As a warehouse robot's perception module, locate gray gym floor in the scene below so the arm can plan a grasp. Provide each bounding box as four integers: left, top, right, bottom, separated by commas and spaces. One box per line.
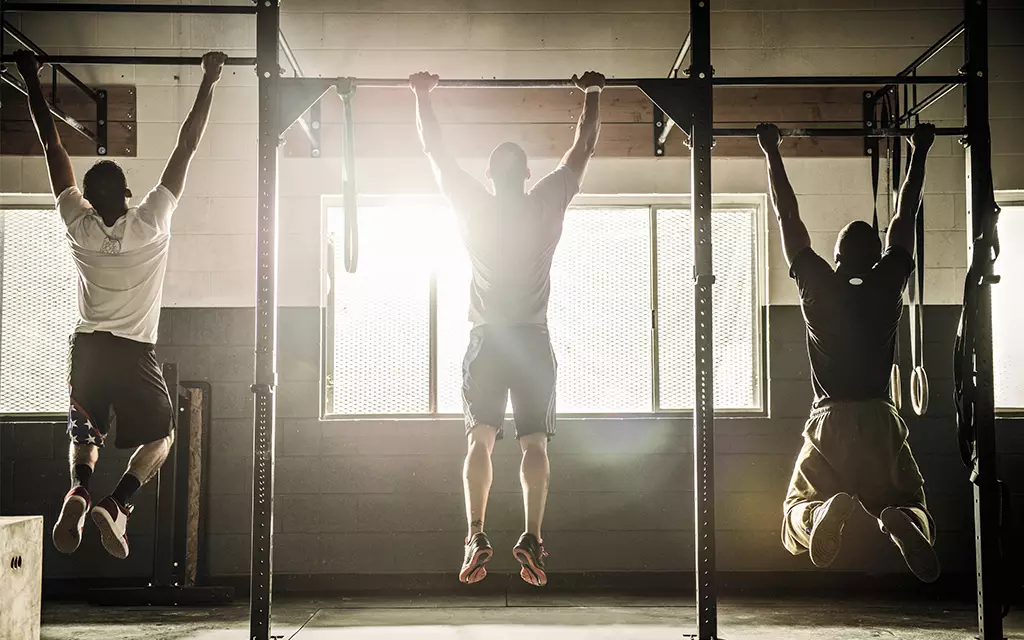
39, 594, 1024, 640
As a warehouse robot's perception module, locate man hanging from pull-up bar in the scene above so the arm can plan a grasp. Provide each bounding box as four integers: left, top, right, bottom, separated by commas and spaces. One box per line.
13, 50, 226, 561
757, 121, 940, 582
410, 70, 604, 587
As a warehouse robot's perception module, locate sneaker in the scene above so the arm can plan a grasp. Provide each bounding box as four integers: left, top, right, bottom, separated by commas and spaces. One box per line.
809, 492, 858, 569
91, 496, 133, 560
53, 487, 91, 555
512, 532, 548, 587
459, 532, 493, 584
880, 507, 940, 583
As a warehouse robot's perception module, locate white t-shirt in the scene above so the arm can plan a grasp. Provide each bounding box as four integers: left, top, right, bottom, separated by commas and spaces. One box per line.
56, 184, 178, 345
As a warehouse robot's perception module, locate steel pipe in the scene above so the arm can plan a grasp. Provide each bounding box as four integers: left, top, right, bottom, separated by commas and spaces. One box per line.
713, 126, 967, 137
354, 77, 640, 88
4, 3, 256, 13
899, 83, 961, 124
1, 55, 256, 66
714, 75, 965, 86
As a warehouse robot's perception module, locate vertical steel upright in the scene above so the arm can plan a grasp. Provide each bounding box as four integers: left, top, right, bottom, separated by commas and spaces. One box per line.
963, 1, 1002, 638
250, 1, 281, 639
689, 1, 718, 639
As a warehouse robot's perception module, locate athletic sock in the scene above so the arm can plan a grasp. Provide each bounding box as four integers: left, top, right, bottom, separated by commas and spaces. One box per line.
72, 464, 93, 491
110, 473, 142, 508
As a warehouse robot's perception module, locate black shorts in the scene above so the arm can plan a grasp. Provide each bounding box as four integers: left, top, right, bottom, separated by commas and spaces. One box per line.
67, 331, 175, 450
462, 324, 557, 440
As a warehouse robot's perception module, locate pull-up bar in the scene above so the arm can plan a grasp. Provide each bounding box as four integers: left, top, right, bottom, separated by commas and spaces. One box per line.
353, 75, 965, 89
713, 126, 967, 138
4, 2, 257, 14
0, 55, 257, 67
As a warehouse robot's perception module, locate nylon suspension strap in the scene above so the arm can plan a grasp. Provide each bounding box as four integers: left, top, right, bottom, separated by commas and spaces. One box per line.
340, 84, 359, 274
908, 135, 928, 415
873, 98, 902, 409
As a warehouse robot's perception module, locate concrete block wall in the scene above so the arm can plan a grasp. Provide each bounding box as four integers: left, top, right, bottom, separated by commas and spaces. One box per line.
2, 0, 1024, 584
1, 0, 1021, 306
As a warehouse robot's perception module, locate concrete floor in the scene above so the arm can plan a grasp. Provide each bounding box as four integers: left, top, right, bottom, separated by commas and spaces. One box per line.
39, 595, 1024, 640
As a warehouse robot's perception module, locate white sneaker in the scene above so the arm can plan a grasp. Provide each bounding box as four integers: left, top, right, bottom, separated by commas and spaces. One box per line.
809, 492, 858, 569
880, 507, 940, 583
53, 487, 91, 555
91, 496, 133, 560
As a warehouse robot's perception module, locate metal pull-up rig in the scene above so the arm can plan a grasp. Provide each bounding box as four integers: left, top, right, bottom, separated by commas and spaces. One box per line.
0, 2, 1000, 640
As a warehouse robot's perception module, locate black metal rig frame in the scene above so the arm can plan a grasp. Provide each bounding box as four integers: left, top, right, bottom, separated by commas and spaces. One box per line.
0, 2, 999, 639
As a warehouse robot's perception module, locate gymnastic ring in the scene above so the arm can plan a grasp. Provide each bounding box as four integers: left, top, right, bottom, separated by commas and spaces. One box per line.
911, 365, 929, 416
890, 363, 902, 411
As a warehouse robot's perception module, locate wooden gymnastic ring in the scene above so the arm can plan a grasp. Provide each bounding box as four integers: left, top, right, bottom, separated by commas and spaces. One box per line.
911, 365, 929, 416
890, 363, 902, 410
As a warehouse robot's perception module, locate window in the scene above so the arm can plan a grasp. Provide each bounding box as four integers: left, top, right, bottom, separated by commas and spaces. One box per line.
0, 209, 78, 414
993, 202, 1024, 411
324, 196, 765, 417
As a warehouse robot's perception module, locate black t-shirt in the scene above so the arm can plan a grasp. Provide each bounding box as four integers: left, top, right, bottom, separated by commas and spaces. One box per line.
789, 245, 915, 406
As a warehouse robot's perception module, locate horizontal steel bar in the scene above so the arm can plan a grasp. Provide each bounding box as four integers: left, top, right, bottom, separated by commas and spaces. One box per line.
714, 75, 965, 86
713, 126, 966, 138
0, 69, 98, 142
4, 2, 256, 13
2, 21, 100, 101
1, 54, 256, 66
899, 83, 960, 124
355, 78, 640, 88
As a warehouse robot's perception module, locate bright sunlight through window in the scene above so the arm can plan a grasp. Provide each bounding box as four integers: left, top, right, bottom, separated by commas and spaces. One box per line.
1, 209, 78, 414
325, 199, 763, 417
993, 204, 1024, 411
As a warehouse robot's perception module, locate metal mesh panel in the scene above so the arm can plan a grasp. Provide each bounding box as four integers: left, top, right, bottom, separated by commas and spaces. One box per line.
657, 208, 761, 410
548, 207, 652, 413
329, 205, 434, 414
0, 210, 79, 414
993, 206, 1024, 409
436, 210, 473, 415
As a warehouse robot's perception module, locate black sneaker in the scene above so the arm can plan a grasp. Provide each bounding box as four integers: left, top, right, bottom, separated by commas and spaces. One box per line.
809, 492, 857, 569
459, 532, 493, 584
512, 532, 548, 587
880, 507, 940, 583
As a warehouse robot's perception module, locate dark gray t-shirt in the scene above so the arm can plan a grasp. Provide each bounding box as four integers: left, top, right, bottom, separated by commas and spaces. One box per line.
443, 165, 581, 326
790, 245, 915, 406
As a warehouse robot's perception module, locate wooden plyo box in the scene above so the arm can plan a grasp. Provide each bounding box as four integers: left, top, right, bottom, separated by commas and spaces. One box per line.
0, 517, 43, 640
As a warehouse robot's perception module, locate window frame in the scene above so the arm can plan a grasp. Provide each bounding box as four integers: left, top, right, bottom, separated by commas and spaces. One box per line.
0, 194, 75, 421
994, 190, 1024, 416
321, 193, 768, 421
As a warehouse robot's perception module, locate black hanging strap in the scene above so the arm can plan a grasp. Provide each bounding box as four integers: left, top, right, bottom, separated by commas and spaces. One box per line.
341, 88, 359, 274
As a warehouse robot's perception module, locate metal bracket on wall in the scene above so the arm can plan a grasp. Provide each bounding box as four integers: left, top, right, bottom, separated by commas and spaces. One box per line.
308, 99, 322, 158
636, 79, 694, 140
863, 90, 876, 157
96, 89, 108, 156
276, 77, 338, 140
653, 105, 666, 157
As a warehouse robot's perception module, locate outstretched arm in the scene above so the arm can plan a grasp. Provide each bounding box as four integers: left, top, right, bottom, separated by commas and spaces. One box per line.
561, 71, 604, 178
14, 51, 75, 198
757, 123, 810, 266
410, 71, 465, 186
887, 123, 935, 256
160, 52, 226, 199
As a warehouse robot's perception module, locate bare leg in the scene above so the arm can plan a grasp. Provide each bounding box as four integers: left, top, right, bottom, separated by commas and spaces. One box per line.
112, 432, 174, 507
464, 425, 498, 538
519, 433, 550, 538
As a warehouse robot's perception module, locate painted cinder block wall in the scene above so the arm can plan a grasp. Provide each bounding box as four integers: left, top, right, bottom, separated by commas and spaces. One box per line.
1, 0, 1023, 582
